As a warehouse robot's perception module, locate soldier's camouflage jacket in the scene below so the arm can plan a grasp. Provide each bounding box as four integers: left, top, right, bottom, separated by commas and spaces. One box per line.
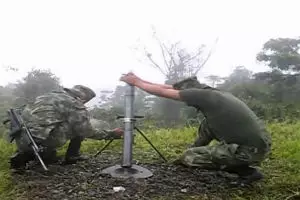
17, 89, 115, 150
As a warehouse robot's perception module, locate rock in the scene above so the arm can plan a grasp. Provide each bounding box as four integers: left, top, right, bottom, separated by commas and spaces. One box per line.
81, 183, 88, 190
180, 188, 187, 193
113, 186, 126, 192
52, 190, 60, 194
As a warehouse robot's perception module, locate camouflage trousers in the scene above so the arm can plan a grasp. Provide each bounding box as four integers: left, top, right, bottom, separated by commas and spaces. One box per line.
15, 119, 116, 153
15, 125, 69, 153
179, 119, 271, 169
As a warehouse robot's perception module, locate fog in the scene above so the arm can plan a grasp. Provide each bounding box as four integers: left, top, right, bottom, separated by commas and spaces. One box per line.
1, 0, 299, 91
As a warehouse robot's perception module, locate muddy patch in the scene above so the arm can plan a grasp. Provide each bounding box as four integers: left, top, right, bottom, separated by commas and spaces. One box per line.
12, 152, 243, 200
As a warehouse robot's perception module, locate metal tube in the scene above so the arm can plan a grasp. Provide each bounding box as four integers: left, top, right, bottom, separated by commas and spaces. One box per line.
121, 84, 135, 167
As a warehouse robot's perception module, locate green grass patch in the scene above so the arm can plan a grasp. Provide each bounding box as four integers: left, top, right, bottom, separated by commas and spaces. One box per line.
0, 137, 17, 200
1, 122, 300, 199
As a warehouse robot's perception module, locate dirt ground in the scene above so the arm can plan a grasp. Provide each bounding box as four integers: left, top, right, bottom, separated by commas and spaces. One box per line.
11, 152, 245, 200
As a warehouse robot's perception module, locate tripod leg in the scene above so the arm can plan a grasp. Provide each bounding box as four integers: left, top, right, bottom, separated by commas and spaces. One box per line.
134, 127, 167, 162
94, 139, 114, 157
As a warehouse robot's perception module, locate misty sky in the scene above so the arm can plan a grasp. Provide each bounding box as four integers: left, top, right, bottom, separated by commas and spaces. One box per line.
0, 0, 300, 91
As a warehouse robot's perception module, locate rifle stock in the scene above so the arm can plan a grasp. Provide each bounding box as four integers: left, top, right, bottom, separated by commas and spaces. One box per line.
6, 108, 48, 171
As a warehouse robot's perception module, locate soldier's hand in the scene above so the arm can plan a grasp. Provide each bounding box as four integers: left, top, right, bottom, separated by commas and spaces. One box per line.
120, 73, 141, 86
103, 128, 124, 140
112, 128, 124, 136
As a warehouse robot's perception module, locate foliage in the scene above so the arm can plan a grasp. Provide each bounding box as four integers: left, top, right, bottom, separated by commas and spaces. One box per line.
0, 86, 15, 122
1, 122, 300, 199
0, 68, 61, 138
135, 27, 216, 80
130, 28, 217, 126
0, 138, 16, 200
217, 64, 300, 121
0, 35, 300, 199
13, 68, 61, 106
257, 37, 300, 72
205, 75, 224, 88
95, 36, 300, 125
2, 38, 300, 127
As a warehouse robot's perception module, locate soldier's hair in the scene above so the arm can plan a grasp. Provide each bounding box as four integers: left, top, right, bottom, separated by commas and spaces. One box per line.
173, 76, 215, 90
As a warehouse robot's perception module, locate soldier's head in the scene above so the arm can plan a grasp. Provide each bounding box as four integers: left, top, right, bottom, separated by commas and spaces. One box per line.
173, 76, 212, 90
63, 85, 96, 103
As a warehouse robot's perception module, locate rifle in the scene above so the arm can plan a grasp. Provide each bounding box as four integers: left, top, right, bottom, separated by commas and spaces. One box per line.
3, 108, 48, 171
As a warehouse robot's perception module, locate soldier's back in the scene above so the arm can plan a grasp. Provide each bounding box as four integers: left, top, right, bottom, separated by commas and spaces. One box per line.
21, 91, 86, 139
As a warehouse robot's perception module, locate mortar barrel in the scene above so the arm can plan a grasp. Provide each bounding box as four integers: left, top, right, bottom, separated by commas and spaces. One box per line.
121, 84, 135, 167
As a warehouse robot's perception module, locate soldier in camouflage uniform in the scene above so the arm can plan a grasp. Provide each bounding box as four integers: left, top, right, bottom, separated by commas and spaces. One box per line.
120, 73, 272, 185
9, 85, 124, 169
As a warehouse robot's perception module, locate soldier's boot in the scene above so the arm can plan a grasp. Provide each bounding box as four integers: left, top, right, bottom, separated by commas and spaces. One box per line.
64, 136, 88, 164
40, 149, 61, 164
9, 151, 35, 170
223, 165, 263, 186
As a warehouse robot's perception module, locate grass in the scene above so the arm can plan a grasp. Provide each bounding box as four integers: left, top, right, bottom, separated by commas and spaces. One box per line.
0, 127, 17, 200
1, 122, 300, 199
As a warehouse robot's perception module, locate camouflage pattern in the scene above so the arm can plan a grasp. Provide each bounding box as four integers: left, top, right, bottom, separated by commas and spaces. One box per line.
178, 118, 271, 169
179, 143, 269, 169
88, 118, 122, 140
14, 87, 119, 153
90, 118, 111, 130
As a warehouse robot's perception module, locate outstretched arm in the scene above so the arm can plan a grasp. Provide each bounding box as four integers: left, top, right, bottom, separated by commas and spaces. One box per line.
124, 72, 174, 89
120, 73, 182, 101
84, 118, 124, 140
87, 128, 123, 140
140, 79, 174, 89
135, 80, 181, 101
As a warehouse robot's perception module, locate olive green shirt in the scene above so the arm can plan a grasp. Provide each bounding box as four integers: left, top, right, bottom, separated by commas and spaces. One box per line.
179, 89, 271, 150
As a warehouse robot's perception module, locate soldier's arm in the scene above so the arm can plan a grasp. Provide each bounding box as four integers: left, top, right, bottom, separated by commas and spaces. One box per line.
86, 128, 123, 140
126, 72, 174, 89
134, 81, 181, 101
85, 118, 123, 140
140, 79, 174, 89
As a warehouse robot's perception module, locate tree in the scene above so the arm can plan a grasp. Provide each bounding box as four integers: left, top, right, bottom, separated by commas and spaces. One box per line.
135, 28, 217, 81
97, 85, 150, 114
256, 37, 300, 105
256, 37, 300, 72
13, 68, 61, 105
0, 85, 15, 125
219, 66, 253, 91
133, 28, 218, 126
205, 75, 224, 87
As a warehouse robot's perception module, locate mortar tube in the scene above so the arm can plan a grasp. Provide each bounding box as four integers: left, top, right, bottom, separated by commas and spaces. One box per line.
121, 84, 135, 168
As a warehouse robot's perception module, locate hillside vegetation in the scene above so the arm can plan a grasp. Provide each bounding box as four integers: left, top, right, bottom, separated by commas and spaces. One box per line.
1, 36, 300, 199
0, 122, 300, 199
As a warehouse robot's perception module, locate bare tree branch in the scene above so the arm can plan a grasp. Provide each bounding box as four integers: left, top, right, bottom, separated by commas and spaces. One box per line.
193, 37, 219, 75
135, 26, 217, 81
162, 42, 179, 73
152, 31, 171, 70
144, 47, 168, 77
